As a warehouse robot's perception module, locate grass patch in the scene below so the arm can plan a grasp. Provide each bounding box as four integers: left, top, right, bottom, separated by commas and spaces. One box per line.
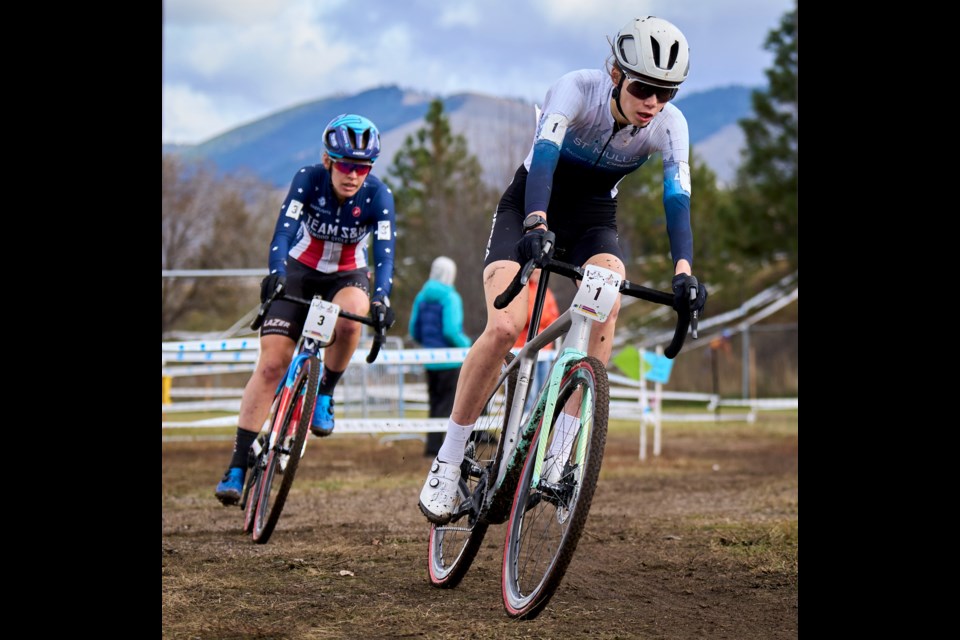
606, 412, 798, 438
708, 519, 798, 575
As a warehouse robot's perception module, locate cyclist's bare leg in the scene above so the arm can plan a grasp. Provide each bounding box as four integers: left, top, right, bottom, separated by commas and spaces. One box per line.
323, 285, 371, 371
449, 260, 529, 425
237, 335, 297, 433
421, 260, 529, 519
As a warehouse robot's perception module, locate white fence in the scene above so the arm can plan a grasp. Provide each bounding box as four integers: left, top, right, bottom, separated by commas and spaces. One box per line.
162, 339, 797, 457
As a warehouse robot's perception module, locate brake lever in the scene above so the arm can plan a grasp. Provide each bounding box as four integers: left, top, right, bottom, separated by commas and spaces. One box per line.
689, 287, 699, 339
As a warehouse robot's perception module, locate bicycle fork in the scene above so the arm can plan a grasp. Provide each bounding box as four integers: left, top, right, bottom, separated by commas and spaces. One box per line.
530, 311, 594, 490
271, 349, 321, 470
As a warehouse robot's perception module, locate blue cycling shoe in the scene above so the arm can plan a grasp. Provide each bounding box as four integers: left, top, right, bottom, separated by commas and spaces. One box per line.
311, 394, 335, 437
214, 467, 245, 505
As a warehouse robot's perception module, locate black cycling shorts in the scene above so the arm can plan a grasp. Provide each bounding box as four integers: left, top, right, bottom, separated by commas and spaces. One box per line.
260, 259, 370, 339
484, 165, 624, 268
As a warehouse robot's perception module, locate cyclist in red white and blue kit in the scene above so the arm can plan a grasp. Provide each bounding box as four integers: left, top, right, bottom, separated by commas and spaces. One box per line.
216, 114, 397, 504
419, 17, 709, 523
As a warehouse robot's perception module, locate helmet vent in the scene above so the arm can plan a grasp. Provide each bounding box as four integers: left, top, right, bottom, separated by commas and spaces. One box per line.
668, 42, 679, 69
618, 36, 638, 65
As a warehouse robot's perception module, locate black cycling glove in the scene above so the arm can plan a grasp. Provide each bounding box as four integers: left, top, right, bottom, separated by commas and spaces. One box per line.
515, 229, 555, 266
672, 274, 707, 314
371, 293, 395, 330
260, 273, 286, 303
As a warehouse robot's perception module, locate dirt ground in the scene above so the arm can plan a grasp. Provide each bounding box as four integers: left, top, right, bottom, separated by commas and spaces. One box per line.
162, 416, 798, 639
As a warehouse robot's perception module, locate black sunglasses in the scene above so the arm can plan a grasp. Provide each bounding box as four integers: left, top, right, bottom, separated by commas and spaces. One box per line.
624, 77, 678, 103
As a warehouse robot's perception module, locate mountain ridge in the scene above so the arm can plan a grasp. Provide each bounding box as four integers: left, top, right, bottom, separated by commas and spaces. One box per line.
169, 84, 756, 186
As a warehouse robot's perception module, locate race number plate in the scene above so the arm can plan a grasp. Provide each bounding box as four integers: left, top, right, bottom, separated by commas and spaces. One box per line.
303, 298, 340, 343
571, 265, 622, 322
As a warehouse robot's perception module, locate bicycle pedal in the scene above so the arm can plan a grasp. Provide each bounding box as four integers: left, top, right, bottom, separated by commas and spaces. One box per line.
460, 443, 478, 478
466, 461, 485, 478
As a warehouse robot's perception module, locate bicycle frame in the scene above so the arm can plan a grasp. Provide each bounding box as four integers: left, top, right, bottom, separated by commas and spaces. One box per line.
245, 336, 321, 476
243, 290, 387, 543
488, 307, 583, 504
484, 255, 690, 511
268, 340, 320, 446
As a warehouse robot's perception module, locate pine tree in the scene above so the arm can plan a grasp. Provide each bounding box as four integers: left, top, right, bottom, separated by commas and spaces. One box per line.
385, 99, 499, 336
732, 2, 798, 264
615, 150, 729, 290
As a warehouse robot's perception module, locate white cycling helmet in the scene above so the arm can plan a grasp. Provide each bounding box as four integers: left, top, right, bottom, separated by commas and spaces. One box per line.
614, 17, 690, 88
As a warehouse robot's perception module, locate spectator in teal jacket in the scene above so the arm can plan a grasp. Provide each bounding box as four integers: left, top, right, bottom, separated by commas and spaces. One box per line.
409, 257, 472, 456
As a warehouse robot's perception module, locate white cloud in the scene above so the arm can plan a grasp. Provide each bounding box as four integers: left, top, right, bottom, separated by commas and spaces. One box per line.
162, 84, 256, 143
165, 0, 316, 26
162, 0, 794, 143
530, 0, 664, 31
531, 0, 785, 27
164, 1, 353, 119
437, 4, 481, 28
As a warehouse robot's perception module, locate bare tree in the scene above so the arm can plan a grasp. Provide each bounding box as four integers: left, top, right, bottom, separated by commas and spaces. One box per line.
162, 154, 279, 335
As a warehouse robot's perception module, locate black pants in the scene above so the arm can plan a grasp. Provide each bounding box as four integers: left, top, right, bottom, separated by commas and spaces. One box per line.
425, 368, 460, 456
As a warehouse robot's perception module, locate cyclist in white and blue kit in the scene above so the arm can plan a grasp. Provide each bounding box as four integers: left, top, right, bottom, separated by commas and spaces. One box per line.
419, 17, 708, 523
216, 114, 397, 505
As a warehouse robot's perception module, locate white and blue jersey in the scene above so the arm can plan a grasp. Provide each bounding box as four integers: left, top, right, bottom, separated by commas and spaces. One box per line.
523, 69, 693, 265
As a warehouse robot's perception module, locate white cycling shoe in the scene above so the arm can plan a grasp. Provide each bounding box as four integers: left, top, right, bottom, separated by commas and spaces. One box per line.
418, 458, 461, 525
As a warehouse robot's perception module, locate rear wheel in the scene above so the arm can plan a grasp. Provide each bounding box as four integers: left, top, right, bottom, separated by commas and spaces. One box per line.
427, 353, 518, 588
501, 356, 609, 619
251, 356, 320, 544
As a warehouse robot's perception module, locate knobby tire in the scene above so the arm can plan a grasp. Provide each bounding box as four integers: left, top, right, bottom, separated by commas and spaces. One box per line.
251, 356, 320, 544
501, 356, 609, 619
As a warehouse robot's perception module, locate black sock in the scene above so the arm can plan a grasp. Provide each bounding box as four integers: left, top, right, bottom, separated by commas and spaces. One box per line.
229, 428, 258, 469
318, 367, 344, 396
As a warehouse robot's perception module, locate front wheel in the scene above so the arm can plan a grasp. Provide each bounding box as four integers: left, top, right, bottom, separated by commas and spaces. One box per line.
251, 355, 320, 544
427, 353, 518, 588
501, 356, 609, 619
241, 433, 268, 534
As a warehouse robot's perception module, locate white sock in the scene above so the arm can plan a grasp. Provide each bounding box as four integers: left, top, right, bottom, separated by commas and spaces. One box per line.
436, 418, 474, 466
547, 412, 580, 464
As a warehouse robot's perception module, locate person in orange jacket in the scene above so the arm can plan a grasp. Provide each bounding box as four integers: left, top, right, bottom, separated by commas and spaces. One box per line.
513, 269, 559, 415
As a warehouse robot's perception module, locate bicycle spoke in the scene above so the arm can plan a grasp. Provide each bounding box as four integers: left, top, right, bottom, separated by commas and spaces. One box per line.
251, 356, 319, 544
427, 354, 519, 588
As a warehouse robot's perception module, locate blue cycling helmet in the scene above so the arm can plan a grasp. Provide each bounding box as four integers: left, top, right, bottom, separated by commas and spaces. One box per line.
322, 114, 381, 162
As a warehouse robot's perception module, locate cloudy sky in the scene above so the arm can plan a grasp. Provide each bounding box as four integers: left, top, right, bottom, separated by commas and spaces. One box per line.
163, 0, 794, 144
